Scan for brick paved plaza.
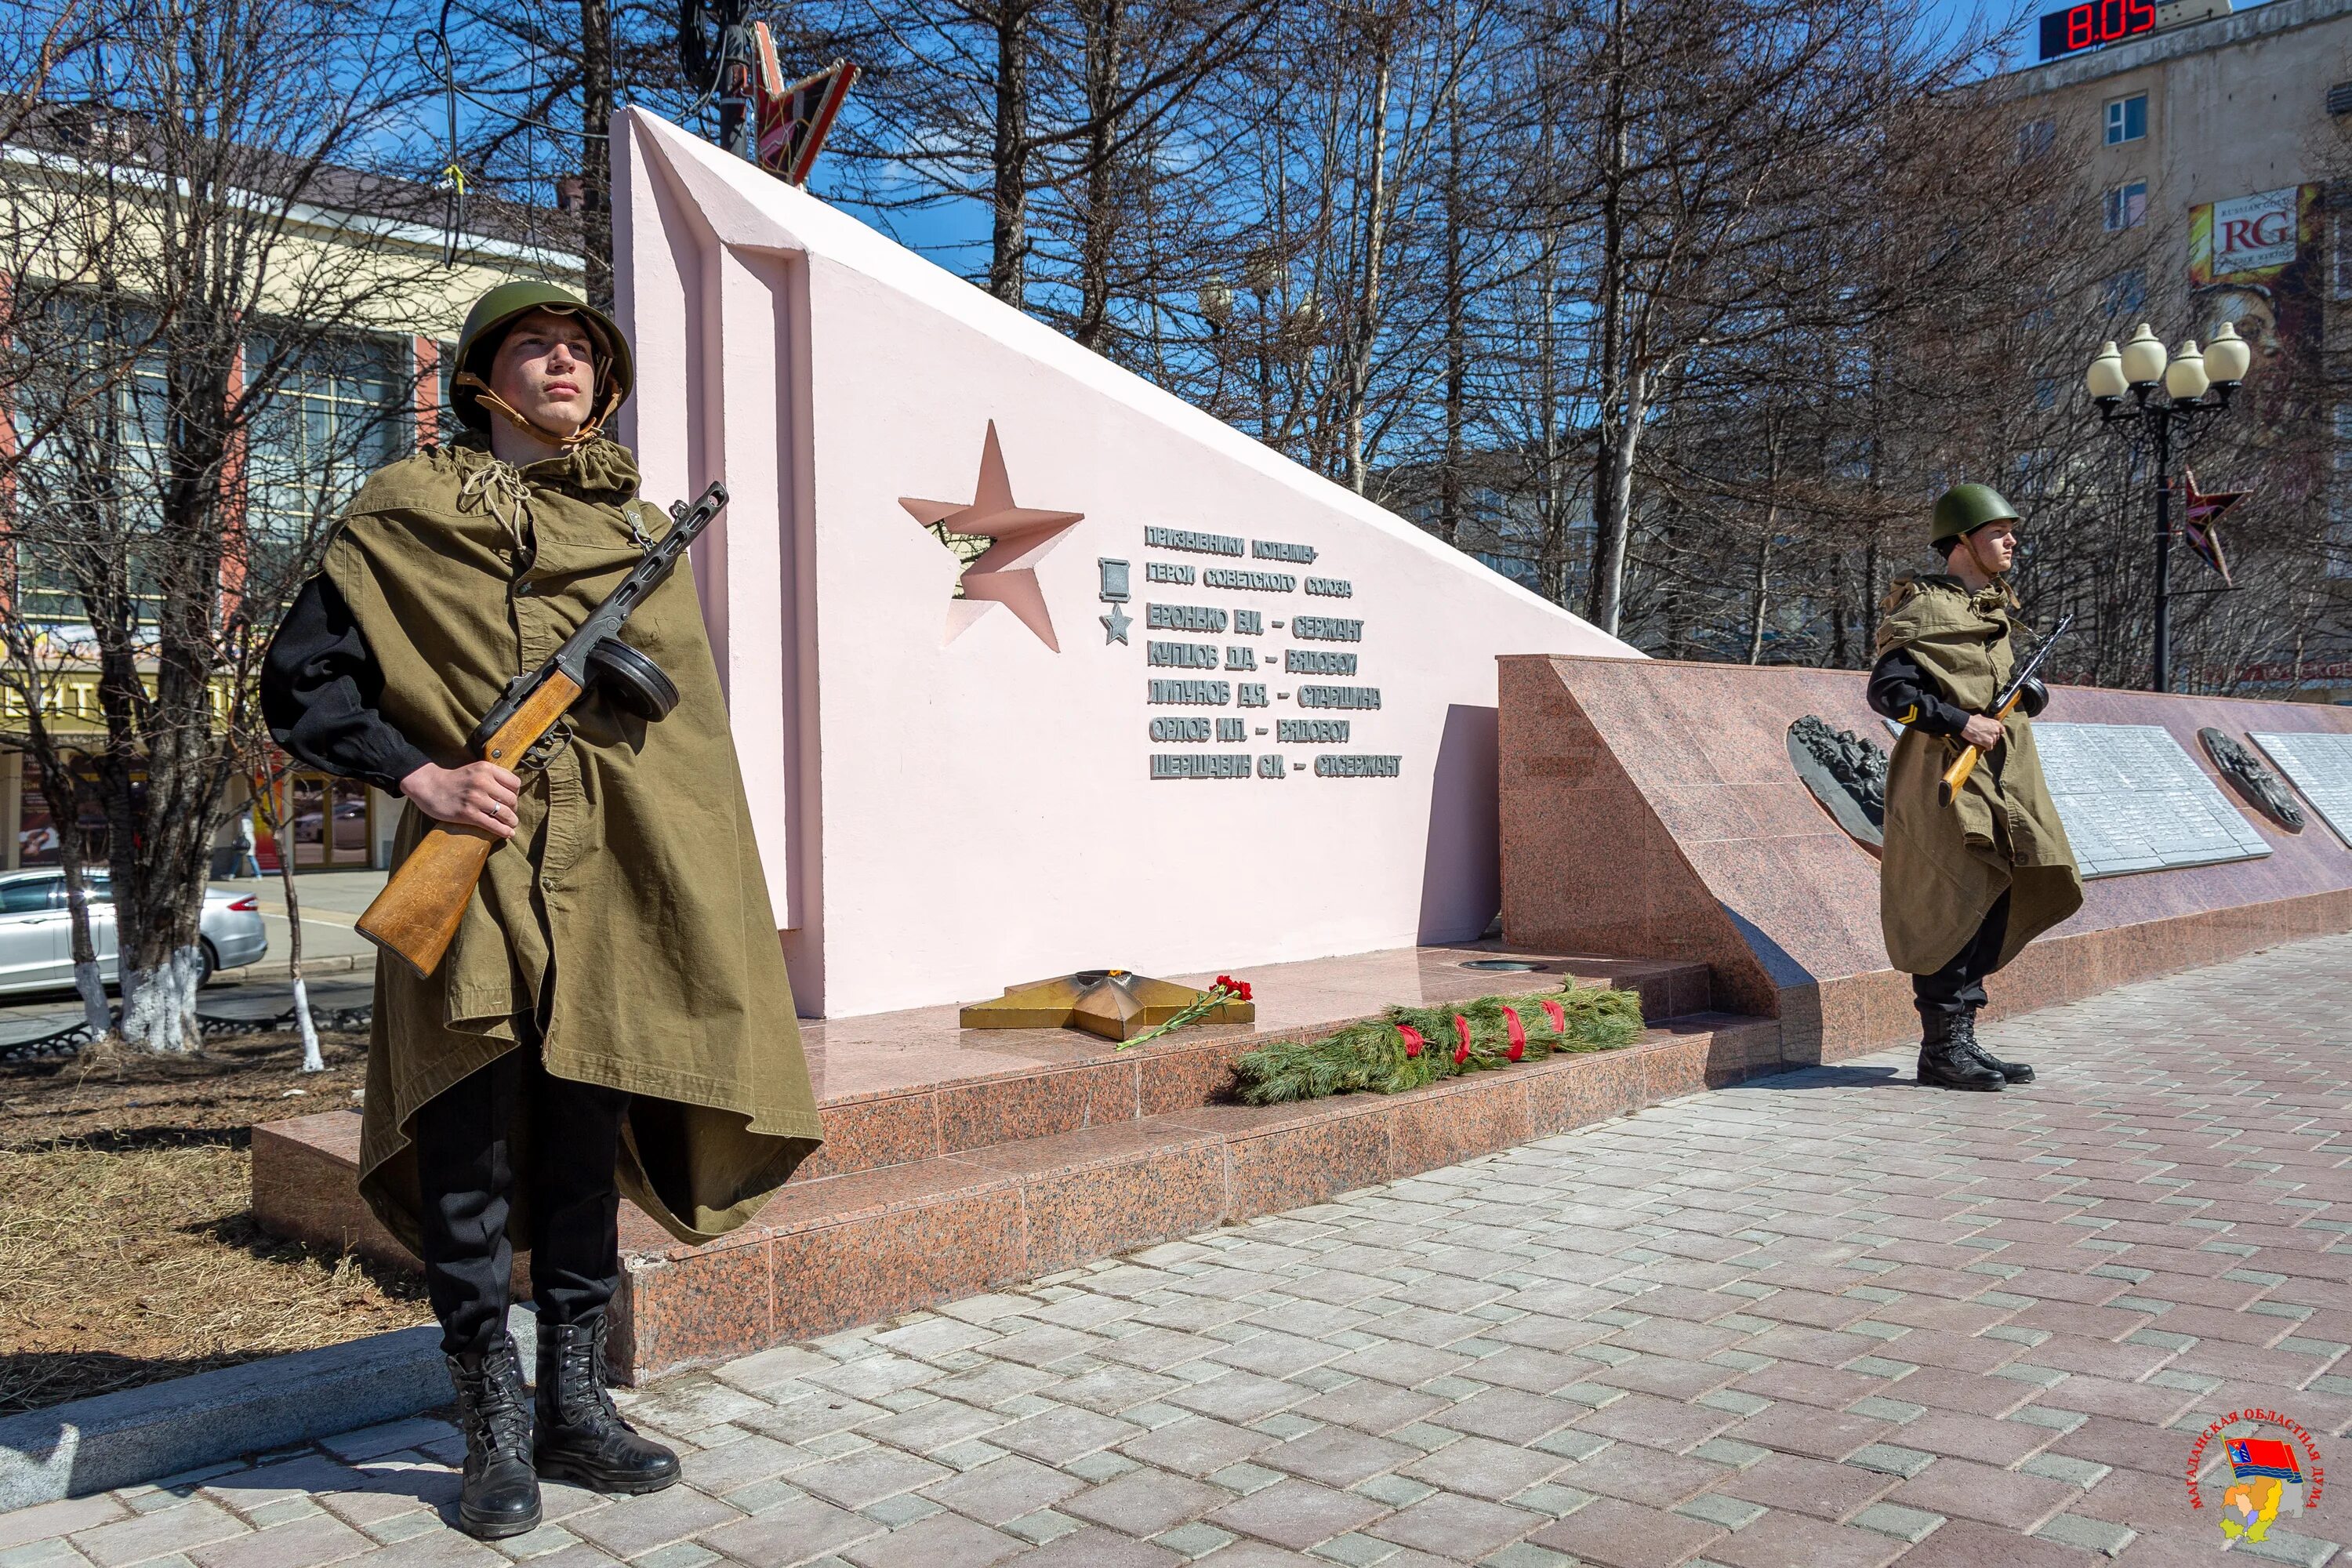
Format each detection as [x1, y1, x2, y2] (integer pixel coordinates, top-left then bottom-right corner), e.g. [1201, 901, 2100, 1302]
[7, 935, 2350, 1567]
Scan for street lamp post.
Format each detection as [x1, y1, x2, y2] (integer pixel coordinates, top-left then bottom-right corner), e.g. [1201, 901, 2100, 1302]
[2082, 321, 2250, 693]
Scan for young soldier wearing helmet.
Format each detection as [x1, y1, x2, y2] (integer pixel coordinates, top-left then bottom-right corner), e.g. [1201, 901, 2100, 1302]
[262, 283, 823, 1539]
[1867, 484, 2084, 1092]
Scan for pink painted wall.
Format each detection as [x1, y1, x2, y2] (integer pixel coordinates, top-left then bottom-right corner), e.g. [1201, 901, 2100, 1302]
[612, 109, 1636, 1017]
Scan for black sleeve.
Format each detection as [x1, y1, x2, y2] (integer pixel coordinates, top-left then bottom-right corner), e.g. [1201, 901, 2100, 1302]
[261, 574, 434, 794]
[1867, 648, 1972, 736]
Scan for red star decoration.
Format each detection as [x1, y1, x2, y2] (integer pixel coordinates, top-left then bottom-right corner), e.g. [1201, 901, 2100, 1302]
[901, 421, 1085, 651]
[2174, 466, 2246, 585]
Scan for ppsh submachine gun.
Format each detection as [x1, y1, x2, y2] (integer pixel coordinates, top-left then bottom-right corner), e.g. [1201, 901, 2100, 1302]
[356, 481, 730, 977]
[1937, 611, 2074, 809]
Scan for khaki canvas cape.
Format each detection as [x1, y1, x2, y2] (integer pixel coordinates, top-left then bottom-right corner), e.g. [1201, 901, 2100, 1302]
[1874, 575, 2084, 975]
[314, 434, 822, 1255]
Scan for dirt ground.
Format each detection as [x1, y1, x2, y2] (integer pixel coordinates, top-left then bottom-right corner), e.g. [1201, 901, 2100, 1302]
[0, 1031, 432, 1417]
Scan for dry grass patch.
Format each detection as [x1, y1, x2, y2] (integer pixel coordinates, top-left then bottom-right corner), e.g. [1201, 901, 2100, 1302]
[0, 1031, 430, 1416]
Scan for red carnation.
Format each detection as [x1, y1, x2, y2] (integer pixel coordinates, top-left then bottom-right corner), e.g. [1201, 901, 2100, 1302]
[1452, 1014, 1472, 1065]
[1397, 1024, 1425, 1058]
[1235, 979, 1254, 1001]
[1502, 1006, 1526, 1062]
[1215, 975, 1236, 992]
[1541, 998, 1567, 1035]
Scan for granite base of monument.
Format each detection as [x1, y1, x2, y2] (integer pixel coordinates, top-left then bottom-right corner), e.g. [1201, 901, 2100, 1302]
[1498, 655, 2352, 1062]
[254, 944, 1779, 1381]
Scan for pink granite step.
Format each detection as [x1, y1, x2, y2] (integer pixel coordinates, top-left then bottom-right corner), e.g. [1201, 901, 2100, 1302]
[255, 1020, 1779, 1379]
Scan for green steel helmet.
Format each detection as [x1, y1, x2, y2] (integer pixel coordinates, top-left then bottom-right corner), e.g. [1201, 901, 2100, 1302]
[1929, 483, 2020, 548]
[449, 279, 633, 436]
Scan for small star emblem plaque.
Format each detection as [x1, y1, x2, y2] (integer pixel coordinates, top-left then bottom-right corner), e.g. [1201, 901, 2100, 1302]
[1101, 602, 1133, 645]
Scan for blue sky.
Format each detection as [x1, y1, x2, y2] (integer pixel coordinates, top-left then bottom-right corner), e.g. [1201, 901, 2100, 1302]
[797, 0, 2278, 280]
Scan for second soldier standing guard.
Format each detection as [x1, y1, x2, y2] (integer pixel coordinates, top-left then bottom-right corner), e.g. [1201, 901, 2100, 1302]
[1867, 484, 2084, 1091]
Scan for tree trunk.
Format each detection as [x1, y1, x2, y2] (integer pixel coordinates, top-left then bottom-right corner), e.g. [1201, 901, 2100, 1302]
[1438, 5, 1465, 550]
[1343, 24, 1396, 495]
[1584, 0, 1632, 633]
[1594, 372, 1642, 635]
[1075, 0, 1123, 350]
[61, 833, 112, 1044]
[277, 828, 321, 1072]
[579, 0, 615, 310]
[1746, 521, 1774, 664]
[988, 0, 1033, 307]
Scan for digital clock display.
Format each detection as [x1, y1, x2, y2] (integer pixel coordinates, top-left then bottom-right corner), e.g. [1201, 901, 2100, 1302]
[2039, 0, 2157, 59]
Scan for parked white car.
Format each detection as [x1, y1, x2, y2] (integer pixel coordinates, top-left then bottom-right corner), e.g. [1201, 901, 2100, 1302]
[0, 870, 269, 996]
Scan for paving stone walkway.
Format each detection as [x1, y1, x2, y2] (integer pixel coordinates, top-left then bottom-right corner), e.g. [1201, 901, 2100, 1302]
[9, 935, 2352, 1568]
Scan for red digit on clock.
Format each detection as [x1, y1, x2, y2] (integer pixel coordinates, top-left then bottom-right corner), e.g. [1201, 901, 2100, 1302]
[2068, 3, 2093, 48]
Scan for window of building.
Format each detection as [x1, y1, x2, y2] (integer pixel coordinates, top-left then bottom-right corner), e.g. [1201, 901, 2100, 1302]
[5, 297, 172, 625]
[2105, 93, 2148, 144]
[2331, 405, 2352, 577]
[242, 332, 410, 592]
[2016, 118, 2056, 162]
[2105, 180, 2149, 231]
[433, 343, 456, 446]
[2103, 267, 2147, 318]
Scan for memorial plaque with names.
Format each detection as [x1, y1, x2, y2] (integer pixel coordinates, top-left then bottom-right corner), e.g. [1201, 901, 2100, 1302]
[2250, 731, 2352, 848]
[2034, 723, 2271, 878]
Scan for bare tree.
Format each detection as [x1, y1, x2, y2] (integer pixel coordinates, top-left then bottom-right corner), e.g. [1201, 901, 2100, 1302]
[1, 0, 441, 1052]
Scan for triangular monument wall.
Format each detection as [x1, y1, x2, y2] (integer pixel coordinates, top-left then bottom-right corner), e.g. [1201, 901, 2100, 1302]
[612, 107, 1637, 1016]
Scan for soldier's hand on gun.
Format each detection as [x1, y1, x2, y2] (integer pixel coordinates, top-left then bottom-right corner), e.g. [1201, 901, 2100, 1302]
[401, 760, 524, 839]
[1961, 714, 2005, 753]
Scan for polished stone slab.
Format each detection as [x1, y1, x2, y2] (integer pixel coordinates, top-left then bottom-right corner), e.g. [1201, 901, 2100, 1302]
[2033, 721, 2271, 877]
[2252, 729, 2352, 848]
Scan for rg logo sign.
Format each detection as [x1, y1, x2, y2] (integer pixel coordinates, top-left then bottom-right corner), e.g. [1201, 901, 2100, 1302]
[2186, 1410, 2325, 1548]
[2208, 187, 2306, 276]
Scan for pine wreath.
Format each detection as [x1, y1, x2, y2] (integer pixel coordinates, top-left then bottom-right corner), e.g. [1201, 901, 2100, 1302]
[1232, 984, 1644, 1105]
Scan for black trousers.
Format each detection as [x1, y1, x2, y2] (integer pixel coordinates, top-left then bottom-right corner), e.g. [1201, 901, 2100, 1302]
[1913, 891, 2012, 1019]
[412, 1044, 630, 1356]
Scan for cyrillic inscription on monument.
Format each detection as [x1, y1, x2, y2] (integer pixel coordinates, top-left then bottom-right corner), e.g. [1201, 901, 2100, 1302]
[2250, 731, 2352, 847]
[2034, 723, 2273, 878]
[1131, 528, 1400, 782]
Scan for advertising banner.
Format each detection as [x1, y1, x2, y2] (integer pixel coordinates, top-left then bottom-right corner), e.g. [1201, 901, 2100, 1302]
[2189, 183, 2324, 430]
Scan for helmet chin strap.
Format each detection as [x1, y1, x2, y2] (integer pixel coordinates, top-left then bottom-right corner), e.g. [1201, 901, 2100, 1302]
[453, 371, 606, 449]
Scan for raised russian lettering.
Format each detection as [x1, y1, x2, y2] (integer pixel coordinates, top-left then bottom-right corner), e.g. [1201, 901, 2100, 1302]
[1293, 616, 1363, 642]
[1314, 753, 1402, 778]
[1284, 649, 1358, 675]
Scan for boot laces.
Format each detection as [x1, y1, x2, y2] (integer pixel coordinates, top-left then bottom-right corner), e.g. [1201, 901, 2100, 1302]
[554, 1320, 626, 1431]
[458, 1342, 533, 1456]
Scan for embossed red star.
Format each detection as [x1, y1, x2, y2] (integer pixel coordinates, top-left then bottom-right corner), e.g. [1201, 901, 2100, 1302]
[901, 422, 1085, 651]
[2175, 466, 2245, 585]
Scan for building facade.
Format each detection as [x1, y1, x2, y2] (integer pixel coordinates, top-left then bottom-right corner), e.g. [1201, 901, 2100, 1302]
[2005, 0, 2352, 700]
[1, 141, 584, 873]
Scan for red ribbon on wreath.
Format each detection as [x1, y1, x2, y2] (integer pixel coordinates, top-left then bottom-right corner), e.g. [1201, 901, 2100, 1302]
[1452, 1014, 1472, 1065]
[1502, 1005, 1526, 1062]
[1397, 1023, 1425, 1058]
[1541, 997, 1567, 1035]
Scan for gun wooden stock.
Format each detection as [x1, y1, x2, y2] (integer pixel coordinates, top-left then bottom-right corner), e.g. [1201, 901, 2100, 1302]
[357, 670, 584, 978]
[1936, 689, 2022, 808]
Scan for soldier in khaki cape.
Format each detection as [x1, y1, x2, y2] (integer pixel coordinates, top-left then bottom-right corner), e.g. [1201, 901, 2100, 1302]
[1866, 484, 2084, 1092]
[262, 282, 824, 1540]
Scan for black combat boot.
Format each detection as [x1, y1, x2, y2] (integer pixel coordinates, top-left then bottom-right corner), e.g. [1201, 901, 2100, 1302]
[446, 1338, 542, 1541]
[1917, 1011, 2004, 1092]
[535, 1316, 681, 1495]
[1957, 1010, 2034, 1084]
